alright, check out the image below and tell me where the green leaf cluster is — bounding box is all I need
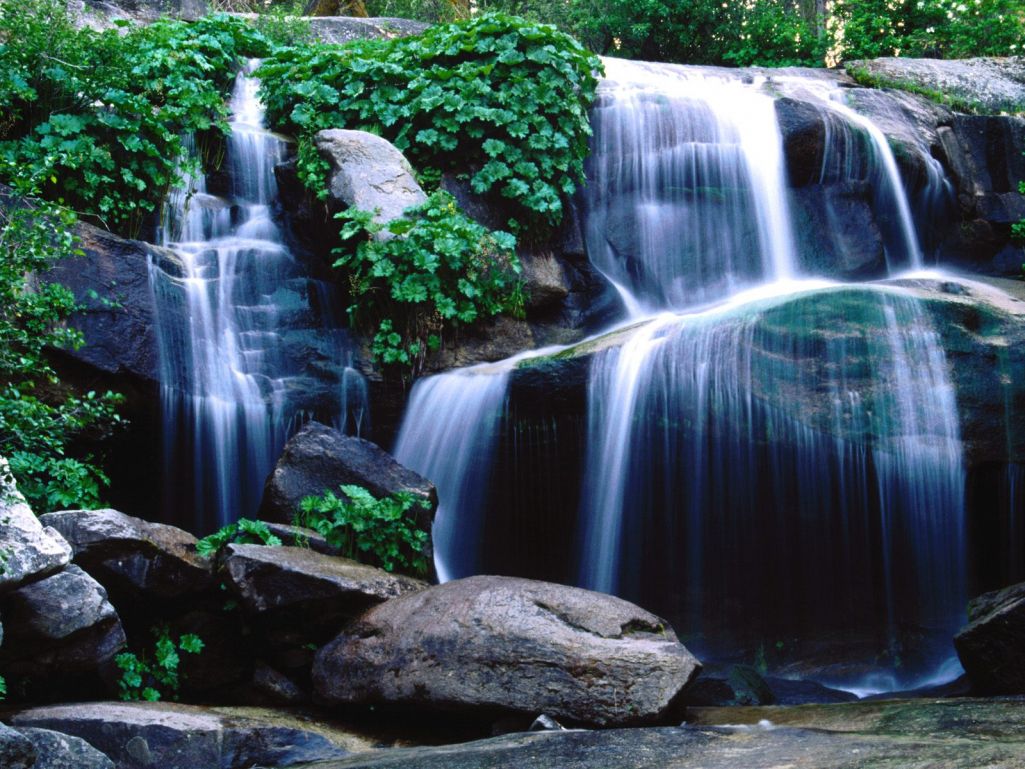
[0,180,124,512]
[256,13,602,231]
[297,485,431,577]
[116,627,205,702]
[334,190,523,371]
[0,0,272,236]
[195,517,284,557]
[832,0,1024,60]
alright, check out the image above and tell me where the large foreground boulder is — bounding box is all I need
[9,702,350,769]
[313,575,701,727]
[954,581,1025,694]
[38,508,213,599]
[0,460,72,593]
[257,422,437,523]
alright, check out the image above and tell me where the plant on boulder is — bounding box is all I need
[195,518,284,558]
[297,484,430,577]
[257,13,601,233]
[334,190,523,372]
[115,627,204,702]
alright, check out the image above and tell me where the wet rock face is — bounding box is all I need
[313,574,701,727]
[257,422,437,524]
[954,581,1025,694]
[846,57,1025,115]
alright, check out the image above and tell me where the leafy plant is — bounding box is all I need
[0,673,6,701]
[0,0,271,236]
[296,485,430,577]
[334,190,523,372]
[195,518,283,557]
[831,0,1024,61]
[0,178,124,512]
[115,628,204,702]
[257,13,601,232]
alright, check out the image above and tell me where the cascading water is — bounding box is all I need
[150,60,367,531]
[392,58,969,689]
[584,60,798,313]
[394,365,512,582]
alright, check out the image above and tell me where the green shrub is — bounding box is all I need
[195,518,283,557]
[116,628,204,702]
[297,485,430,577]
[257,13,601,232]
[831,0,1024,61]
[0,1,271,236]
[335,190,523,371]
[0,180,123,512]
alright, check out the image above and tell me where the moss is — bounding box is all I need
[845,65,1025,115]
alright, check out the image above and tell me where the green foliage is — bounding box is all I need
[0,181,123,512]
[334,191,523,371]
[478,0,825,66]
[195,518,283,557]
[0,674,6,701]
[257,13,601,231]
[116,628,205,702]
[832,0,1024,61]
[0,0,271,236]
[297,485,430,577]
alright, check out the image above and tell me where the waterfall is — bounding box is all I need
[584,60,799,314]
[150,60,367,531]
[391,58,969,689]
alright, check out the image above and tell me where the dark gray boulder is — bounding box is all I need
[0,565,126,699]
[313,574,701,727]
[775,96,827,187]
[683,664,775,707]
[0,459,73,594]
[223,544,426,615]
[38,509,213,599]
[954,581,1025,694]
[257,422,437,523]
[222,544,426,675]
[15,727,114,769]
[9,702,350,769]
[0,723,36,769]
